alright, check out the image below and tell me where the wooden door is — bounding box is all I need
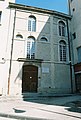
[22,65,38,93]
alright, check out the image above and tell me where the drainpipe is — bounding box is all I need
[7,9,16,95]
[66,19,73,93]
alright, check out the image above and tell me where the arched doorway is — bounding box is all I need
[22,65,38,93]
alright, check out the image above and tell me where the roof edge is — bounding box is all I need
[9,2,71,19]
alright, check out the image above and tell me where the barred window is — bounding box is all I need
[59,40,67,62]
[59,21,66,36]
[27,36,35,59]
[28,16,36,32]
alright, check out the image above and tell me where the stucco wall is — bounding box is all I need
[0,1,72,95]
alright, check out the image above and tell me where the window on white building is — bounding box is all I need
[77,47,81,63]
[59,21,66,37]
[59,40,67,62]
[16,34,23,39]
[28,16,36,32]
[27,36,35,59]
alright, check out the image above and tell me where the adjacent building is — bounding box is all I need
[0,0,16,95]
[68,0,81,93]
[0,0,78,96]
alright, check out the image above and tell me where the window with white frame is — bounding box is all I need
[59,40,67,62]
[28,16,36,32]
[59,21,66,36]
[27,36,35,59]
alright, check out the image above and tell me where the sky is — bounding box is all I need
[16,0,68,14]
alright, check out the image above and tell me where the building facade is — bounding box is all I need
[0,0,16,95]
[0,0,74,95]
[68,0,81,93]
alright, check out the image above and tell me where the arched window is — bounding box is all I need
[16,34,23,39]
[59,21,66,36]
[59,40,67,62]
[40,37,48,42]
[27,36,35,59]
[28,16,36,32]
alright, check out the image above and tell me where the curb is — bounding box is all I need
[0,113,48,120]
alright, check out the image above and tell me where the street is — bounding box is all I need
[0,94,81,120]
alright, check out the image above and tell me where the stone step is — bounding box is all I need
[0,93,75,102]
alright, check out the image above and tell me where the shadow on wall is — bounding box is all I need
[12,16,51,94]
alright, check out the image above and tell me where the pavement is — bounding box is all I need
[0,94,81,120]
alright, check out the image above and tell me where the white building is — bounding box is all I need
[68,0,81,92]
[0,0,75,96]
[0,0,15,95]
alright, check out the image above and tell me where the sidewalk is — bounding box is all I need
[0,94,81,120]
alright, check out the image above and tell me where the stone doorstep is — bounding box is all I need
[0,93,73,102]
[10,93,75,98]
[0,93,80,102]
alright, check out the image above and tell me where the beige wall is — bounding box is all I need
[0,1,15,95]
[9,9,71,95]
